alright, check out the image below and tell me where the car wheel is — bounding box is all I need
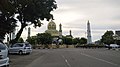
[6,65,9,67]
[27,52,30,55]
[3,65,9,67]
[19,51,23,55]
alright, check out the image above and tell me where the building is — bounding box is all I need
[11,30,16,40]
[59,23,62,38]
[66,30,73,38]
[28,27,31,38]
[45,20,59,37]
[45,20,62,43]
[115,31,120,36]
[87,20,92,44]
[114,31,120,40]
[114,31,120,45]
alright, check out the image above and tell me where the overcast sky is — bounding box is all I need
[21,0,120,42]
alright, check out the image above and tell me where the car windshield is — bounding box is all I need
[25,43,31,47]
[0,43,6,50]
[12,43,24,47]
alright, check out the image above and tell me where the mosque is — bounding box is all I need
[45,20,73,44]
[45,20,61,37]
[45,20,63,43]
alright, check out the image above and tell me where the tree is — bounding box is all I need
[62,36,73,45]
[80,37,87,44]
[0,0,17,41]
[18,37,24,43]
[36,33,52,45]
[26,36,37,45]
[72,38,80,45]
[13,0,57,43]
[101,31,114,45]
[72,37,87,45]
[0,0,57,43]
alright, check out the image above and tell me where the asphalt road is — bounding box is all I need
[10,48,120,67]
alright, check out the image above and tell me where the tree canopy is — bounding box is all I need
[101,31,114,45]
[13,0,57,43]
[26,36,37,45]
[72,38,80,45]
[0,0,57,42]
[18,37,24,43]
[62,36,73,45]
[72,37,87,45]
[36,33,52,45]
[0,0,17,40]
[80,37,87,44]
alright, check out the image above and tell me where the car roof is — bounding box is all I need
[110,44,118,45]
[14,43,25,44]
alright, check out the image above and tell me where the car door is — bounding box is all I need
[0,43,7,59]
[9,43,23,53]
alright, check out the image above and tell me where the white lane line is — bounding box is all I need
[62,55,71,67]
[80,53,120,66]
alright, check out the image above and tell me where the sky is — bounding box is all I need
[20,0,120,42]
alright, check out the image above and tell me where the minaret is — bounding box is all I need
[87,20,92,44]
[11,29,16,40]
[28,27,31,38]
[69,30,73,38]
[70,30,72,36]
[59,23,62,38]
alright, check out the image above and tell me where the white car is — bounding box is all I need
[110,44,119,48]
[0,42,9,67]
[9,43,32,55]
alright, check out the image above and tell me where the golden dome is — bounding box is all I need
[45,20,59,37]
[48,20,56,30]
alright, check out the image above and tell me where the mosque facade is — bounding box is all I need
[45,20,62,43]
[45,20,61,37]
[45,20,74,44]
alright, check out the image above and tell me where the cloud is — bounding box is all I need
[55,0,120,41]
[20,0,120,42]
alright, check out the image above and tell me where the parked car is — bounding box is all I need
[9,43,32,55]
[0,42,9,67]
[110,44,119,48]
[105,44,119,49]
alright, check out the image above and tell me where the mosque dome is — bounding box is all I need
[45,20,59,37]
[48,20,56,30]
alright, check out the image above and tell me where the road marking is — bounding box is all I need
[80,53,120,66]
[62,55,71,67]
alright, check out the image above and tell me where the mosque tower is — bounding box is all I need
[11,29,16,40]
[87,20,92,44]
[59,23,62,38]
[70,30,72,36]
[66,30,73,38]
[28,27,31,38]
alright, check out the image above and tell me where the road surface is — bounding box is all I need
[10,48,120,67]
